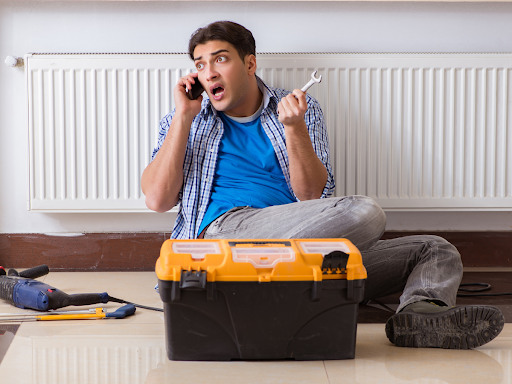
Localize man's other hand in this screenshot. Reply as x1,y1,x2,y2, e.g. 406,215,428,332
277,89,308,128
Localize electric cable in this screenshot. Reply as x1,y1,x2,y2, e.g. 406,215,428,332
458,283,491,292
362,282,511,313
108,296,164,312
457,282,512,297
361,299,395,313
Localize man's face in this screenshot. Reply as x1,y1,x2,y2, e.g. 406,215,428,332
193,40,254,115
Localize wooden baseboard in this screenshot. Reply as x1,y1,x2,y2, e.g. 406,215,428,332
0,232,511,271
0,233,171,271
381,232,512,268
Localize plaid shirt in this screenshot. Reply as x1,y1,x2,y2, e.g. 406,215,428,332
151,78,335,239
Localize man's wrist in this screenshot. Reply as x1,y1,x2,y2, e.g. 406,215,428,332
283,120,308,135
173,110,197,128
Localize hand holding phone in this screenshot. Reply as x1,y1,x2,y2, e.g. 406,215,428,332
186,80,204,100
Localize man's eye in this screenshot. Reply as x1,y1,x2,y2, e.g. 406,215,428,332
196,63,204,70
217,56,227,63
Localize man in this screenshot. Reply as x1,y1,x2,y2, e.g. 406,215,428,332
141,21,504,349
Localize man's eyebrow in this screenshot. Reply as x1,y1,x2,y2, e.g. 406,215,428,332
193,49,230,62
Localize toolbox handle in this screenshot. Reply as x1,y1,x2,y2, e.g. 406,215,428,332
228,241,291,247
321,251,349,273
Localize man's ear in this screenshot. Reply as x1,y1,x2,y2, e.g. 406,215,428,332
245,54,257,75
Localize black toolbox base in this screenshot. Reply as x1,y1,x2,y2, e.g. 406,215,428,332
160,279,365,361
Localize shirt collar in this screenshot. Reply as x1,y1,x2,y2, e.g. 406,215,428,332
257,76,281,112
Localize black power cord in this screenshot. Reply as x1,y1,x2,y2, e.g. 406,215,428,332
361,299,395,313
458,283,491,292
363,282,510,313
107,281,512,313
114,281,511,312
108,296,164,312
457,282,512,297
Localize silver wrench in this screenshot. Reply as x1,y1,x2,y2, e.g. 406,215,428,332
301,71,322,93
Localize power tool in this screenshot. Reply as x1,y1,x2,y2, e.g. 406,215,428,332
0,265,111,311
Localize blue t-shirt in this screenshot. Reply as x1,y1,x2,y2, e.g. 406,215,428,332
197,111,295,235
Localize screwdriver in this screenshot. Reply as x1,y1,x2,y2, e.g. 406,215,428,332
0,308,101,317
0,304,136,322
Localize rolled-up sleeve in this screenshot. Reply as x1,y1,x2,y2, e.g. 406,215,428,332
151,110,176,162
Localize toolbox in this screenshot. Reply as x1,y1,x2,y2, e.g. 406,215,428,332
155,239,366,361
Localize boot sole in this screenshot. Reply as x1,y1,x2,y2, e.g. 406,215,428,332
385,305,505,349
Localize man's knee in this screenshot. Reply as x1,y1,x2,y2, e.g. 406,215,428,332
422,235,460,254
336,195,386,233
331,195,386,250
415,235,463,271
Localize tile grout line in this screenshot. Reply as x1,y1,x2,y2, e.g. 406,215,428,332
323,360,331,384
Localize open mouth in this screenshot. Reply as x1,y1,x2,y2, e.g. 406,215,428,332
210,85,225,100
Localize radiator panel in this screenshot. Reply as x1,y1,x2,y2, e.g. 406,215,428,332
26,53,512,211
27,55,194,211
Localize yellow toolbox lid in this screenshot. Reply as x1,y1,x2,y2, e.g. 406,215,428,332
156,239,367,283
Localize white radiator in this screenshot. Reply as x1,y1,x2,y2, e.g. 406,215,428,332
26,53,512,212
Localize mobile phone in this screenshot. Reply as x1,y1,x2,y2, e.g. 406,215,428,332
186,80,204,100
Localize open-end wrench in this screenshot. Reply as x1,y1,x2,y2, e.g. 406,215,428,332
301,71,322,93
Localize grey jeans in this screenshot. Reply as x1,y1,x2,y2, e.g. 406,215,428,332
203,196,463,312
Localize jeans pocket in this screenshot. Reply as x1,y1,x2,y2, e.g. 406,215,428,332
206,206,251,235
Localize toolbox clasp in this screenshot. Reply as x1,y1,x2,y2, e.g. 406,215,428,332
180,270,207,290
321,251,349,274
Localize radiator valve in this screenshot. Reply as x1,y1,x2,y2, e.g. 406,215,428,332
5,56,23,68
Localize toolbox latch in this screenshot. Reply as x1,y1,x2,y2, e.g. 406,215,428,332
321,251,349,274
180,270,207,290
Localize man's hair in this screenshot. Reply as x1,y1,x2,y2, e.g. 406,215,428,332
188,21,256,62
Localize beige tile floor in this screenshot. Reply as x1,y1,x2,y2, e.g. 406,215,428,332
0,272,510,384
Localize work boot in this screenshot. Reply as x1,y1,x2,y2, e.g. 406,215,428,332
385,300,505,349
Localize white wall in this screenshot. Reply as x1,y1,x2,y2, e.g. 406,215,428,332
2,1,512,233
